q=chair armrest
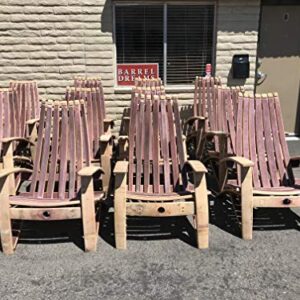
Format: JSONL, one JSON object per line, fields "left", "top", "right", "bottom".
{"left": 184, "top": 116, "right": 206, "bottom": 126}
{"left": 204, "top": 131, "right": 229, "bottom": 137}
{"left": 220, "top": 156, "right": 254, "bottom": 168}
{"left": 26, "top": 118, "right": 39, "bottom": 125}
{"left": 114, "top": 161, "right": 129, "bottom": 174}
{"left": 289, "top": 156, "right": 300, "bottom": 168}
{"left": 185, "top": 160, "right": 207, "bottom": 174}
{"left": 0, "top": 168, "right": 33, "bottom": 179}
{"left": 78, "top": 166, "right": 104, "bottom": 177}
{"left": 118, "top": 135, "right": 129, "bottom": 142}
{"left": 99, "top": 133, "right": 113, "bottom": 142}
{"left": 1, "top": 137, "right": 35, "bottom": 146}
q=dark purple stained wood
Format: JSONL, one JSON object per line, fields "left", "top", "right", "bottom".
{"left": 86, "top": 91, "right": 93, "bottom": 152}
{"left": 3, "top": 91, "right": 10, "bottom": 138}
{"left": 268, "top": 96, "right": 287, "bottom": 184}
{"left": 136, "top": 100, "right": 144, "bottom": 192}
{"left": 173, "top": 97, "right": 187, "bottom": 187}
{"left": 8, "top": 91, "right": 15, "bottom": 137}
{"left": 81, "top": 102, "right": 91, "bottom": 166}
{"left": 261, "top": 96, "right": 279, "bottom": 187}
{"left": 58, "top": 105, "right": 69, "bottom": 199}
{"left": 74, "top": 103, "right": 83, "bottom": 190}
{"left": 30, "top": 103, "right": 46, "bottom": 194}
{"left": 47, "top": 104, "right": 60, "bottom": 198}
{"left": 274, "top": 94, "right": 290, "bottom": 167}
{"left": 159, "top": 100, "right": 171, "bottom": 193}
{"left": 152, "top": 98, "right": 160, "bottom": 193}
{"left": 37, "top": 106, "right": 52, "bottom": 198}
{"left": 242, "top": 95, "right": 250, "bottom": 160}
{"left": 167, "top": 99, "right": 179, "bottom": 189}
{"left": 226, "top": 89, "right": 236, "bottom": 154}
{"left": 255, "top": 96, "right": 271, "bottom": 188}
{"left": 143, "top": 99, "right": 151, "bottom": 193}
{"left": 248, "top": 97, "right": 260, "bottom": 188}
{"left": 91, "top": 90, "right": 99, "bottom": 156}
{"left": 68, "top": 105, "right": 76, "bottom": 198}
{"left": 128, "top": 96, "right": 138, "bottom": 191}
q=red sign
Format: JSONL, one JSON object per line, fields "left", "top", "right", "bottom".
{"left": 117, "top": 63, "right": 159, "bottom": 86}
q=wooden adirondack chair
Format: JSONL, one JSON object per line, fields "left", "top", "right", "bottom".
{"left": 9, "top": 81, "right": 40, "bottom": 137}
{"left": 65, "top": 86, "right": 113, "bottom": 191}
{"left": 114, "top": 94, "right": 209, "bottom": 249}
{"left": 0, "top": 100, "right": 104, "bottom": 255}
{"left": 219, "top": 93, "right": 300, "bottom": 240}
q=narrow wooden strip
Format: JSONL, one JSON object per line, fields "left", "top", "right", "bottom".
{"left": 152, "top": 98, "right": 160, "bottom": 193}
{"left": 30, "top": 103, "right": 46, "bottom": 194}
{"left": 167, "top": 99, "right": 179, "bottom": 190}
{"left": 136, "top": 101, "right": 145, "bottom": 192}
{"left": 143, "top": 99, "right": 151, "bottom": 193}
{"left": 128, "top": 96, "right": 138, "bottom": 191}
{"left": 248, "top": 97, "right": 260, "bottom": 188}
{"left": 58, "top": 105, "right": 68, "bottom": 199}
{"left": 37, "top": 106, "right": 52, "bottom": 198}
{"left": 68, "top": 105, "right": 76, "bottom": 198}
{"left": 47, "top": 104, "right": 60, "bottom": 198}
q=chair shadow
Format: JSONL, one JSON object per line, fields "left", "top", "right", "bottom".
{"left": 210, "top": 193, "right": 300, "bottom": 238}
{"left": 99, "top": 203, "right": 198, "bottom": 248}
{"left": 9, "top": 220, "right": 85, "bottom": 251}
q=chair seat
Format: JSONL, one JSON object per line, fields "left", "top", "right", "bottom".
{"left": 226, "top": 180, "right": 300, "bottom": 196}
{"left": 9, "top": 191, "right": 105, "bottom": 207}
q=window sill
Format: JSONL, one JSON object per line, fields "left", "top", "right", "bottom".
{"left": 114, "top": 85, "right": 194, "bottom": 94}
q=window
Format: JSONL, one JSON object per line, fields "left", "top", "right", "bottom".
{"left": 115, "top": 3, "right": 215, "bottom": 85}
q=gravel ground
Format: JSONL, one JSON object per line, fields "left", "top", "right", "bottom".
{"left": 0, "top": 142, "right": 299, "bottom": 300}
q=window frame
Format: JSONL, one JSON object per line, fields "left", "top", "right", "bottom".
{"left": 113, "top": 1, "right": 217, "bottom": 88}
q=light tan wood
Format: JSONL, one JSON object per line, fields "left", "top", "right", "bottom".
{"left": 126, "top": 192, "right": 194, "bottom": 201}
{"left": 220, "top": 156, "right": 254, "bottom": 168}
{"left": 0, "top": 175, "right": 14, "bottom": 255}
{"left": 114, "top": 161, "right": 129, "bottom": 174}
{"left": 241, "top": 166, "right": 253, "bottom": 240}
{"left": 78, "top": 166, "right": 103, "bottom": 177}
{"left": 99, "top": 135, "right": 113, "bottom": 192}
{"left": 185, "top": 160, "right": 207, "bottom": 173}
{"left": 80, "top": 175, "right": 98, "bottom": 252}
{"left": 114, "top": 170, "right": 127, "bottom": 250}
{"left": 1, "top": 137, "right": 35, "bottom": 145}
{"left": 194, "top": 172, "right": 209, "bottom": 249}
{"left": 253, "top": 196, "right": 300, "bottom": 208}
{"left": 253, "top": 189, "right": 300, "bottom": 196}
{"left": 10, "top": 207, "right": 81, "bottom": 220}
{"left": 126, "top": 202, "right": 195, "bottom": 217}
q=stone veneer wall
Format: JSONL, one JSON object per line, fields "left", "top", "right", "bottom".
{"left": 0, "top": 0, "right": 260, "bottom": 133}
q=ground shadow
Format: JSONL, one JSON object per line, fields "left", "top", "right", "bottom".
{"left": 210, "top": 193, "right": 300, "bottom": 238}
{"left": 100, "top": 204, "right": 198, "bottom": 248}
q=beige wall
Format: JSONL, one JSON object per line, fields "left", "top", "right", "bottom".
{"left": 0, "top": 0, "right": 261, "bottom": 133}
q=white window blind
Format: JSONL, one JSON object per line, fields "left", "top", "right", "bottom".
{"left": 115, "top": 4, "right": 215, "bottom": 85}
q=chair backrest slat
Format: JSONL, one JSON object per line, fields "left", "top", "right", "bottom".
{"left": 37, "top": 106, "right": 52, "bottom": 198}
{"left": 152, "top": 98, "right": 160, "bottom": 193}
{"left": 47, "top": 104, "right": 60, "bottom": 198}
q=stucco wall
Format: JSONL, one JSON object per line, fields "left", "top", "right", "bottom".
{"left": 0, "top": 0, "right": 260, "bottom": 133}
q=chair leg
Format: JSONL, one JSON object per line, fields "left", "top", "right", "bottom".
{"left": 0, "top": 177, "right": 14, "bottom": 255}
{"left": 194, "top": 173, "right": 209, "bottom": 249}
{"left": 114, "top": 173, "right": 127, "bottom": 250}
{"left": 81, "top": 176, "right": 98, "bottom": 252}
{"left": 241, "top": 166, "right": 253, "bottom": 240}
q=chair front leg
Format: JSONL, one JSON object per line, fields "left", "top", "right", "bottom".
{"left": 0, "top": 175, "right": 14, "bottom": 255}
{"left": 114, "top": 171, "right": 127, "bottom": 250}
{"left": 241, "top": 166, "right": 254, "bottom": 240}
{"left": 194, "top": 172, "right": 209, "bottom": 249}
{"left": 80, "top": 175, "right": 98, "bottom": 252}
